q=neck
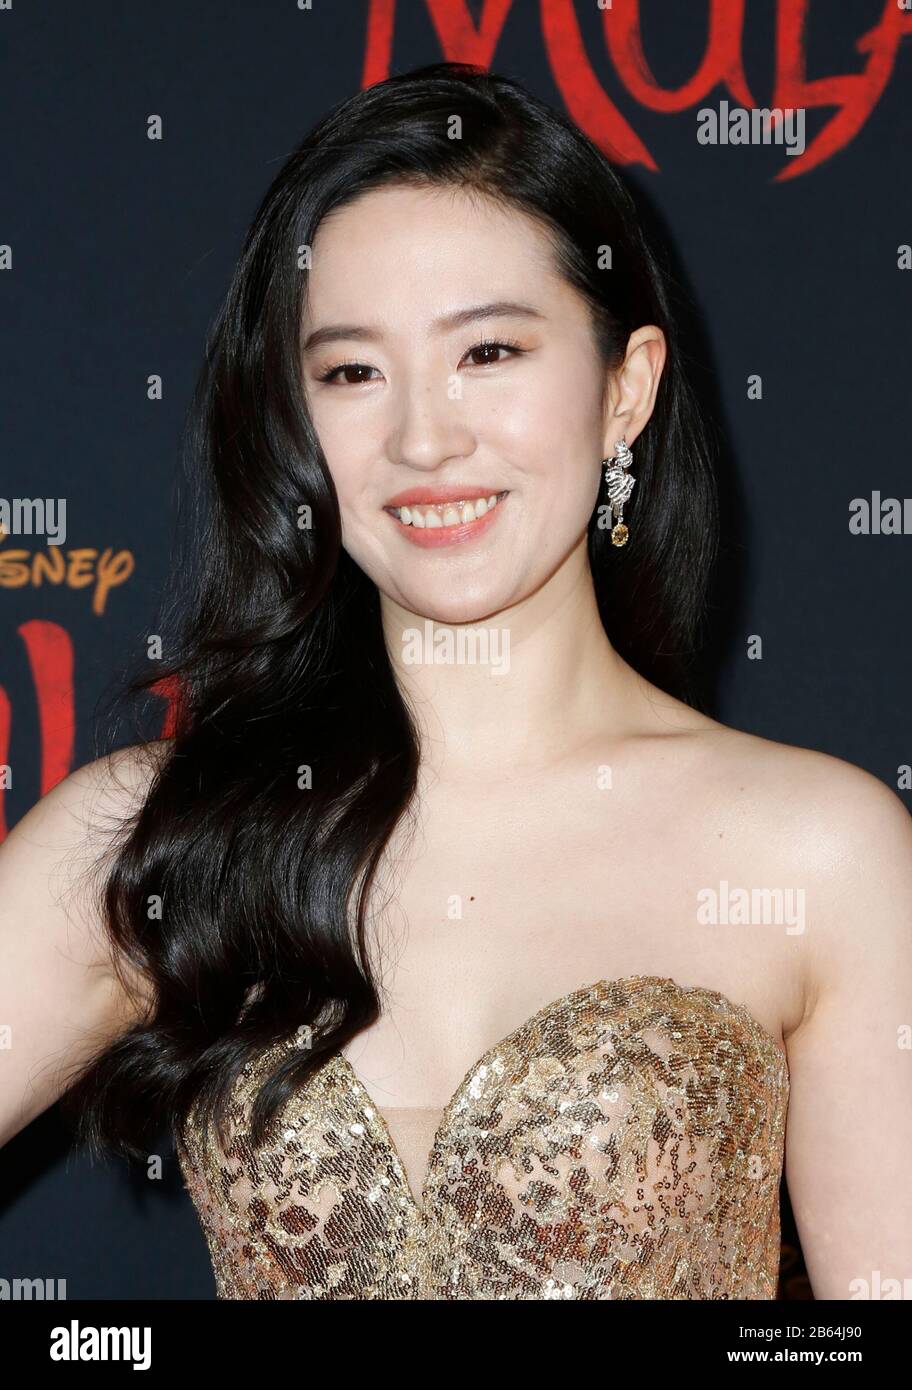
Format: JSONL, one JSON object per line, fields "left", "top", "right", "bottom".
{"left": 381, "top": 538, "right": 648, "bottom": 779}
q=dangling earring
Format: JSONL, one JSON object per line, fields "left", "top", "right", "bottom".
{"left": 602, "top": 436, "right": 636, "bottom": 547}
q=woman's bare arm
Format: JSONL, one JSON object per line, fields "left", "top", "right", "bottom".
{"left": 0, "top": 743, "right": 165, "bottom": 1148}
{"left": 783, "top": 761, "right": 912, "bottom": 1299}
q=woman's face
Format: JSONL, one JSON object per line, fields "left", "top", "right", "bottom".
{"left": 300, "top": 183, "right": 620, "bottom": 625}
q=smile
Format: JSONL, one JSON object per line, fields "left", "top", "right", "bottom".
{"left": 383, "top": 491, "right": 509, "bottom": 548}
{"left": 388, "top": 492, "right": 508, "bottom": 527}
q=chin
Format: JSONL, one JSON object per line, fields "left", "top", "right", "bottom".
{"left": 396, "top": 586, "right": 513, "bottom": 626}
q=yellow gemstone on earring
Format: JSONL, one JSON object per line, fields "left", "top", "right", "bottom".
{"left": 611, "top": 523, "right": 629, "bottom": 547}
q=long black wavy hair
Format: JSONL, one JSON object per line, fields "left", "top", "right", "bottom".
{"left": 62, "top": 62, "right": 719, "bottom": 1161}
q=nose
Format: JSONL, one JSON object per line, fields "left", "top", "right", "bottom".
{"left": 386, "top": 368, "right": 476, "bottom": 473}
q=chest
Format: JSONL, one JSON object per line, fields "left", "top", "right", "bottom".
{"left": 342, "top": 768, "right": 790, "bottom": 1108}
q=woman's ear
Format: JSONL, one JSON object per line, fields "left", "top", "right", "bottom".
{"left": 602, "top": 326, "right": 666, "bottom": 455}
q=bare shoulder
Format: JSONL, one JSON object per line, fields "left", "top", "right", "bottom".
{"left": 0, "top": 739, "right": 174, "bottom": 1142}
{"left": 0, "top": 738, "right": 175, "bottom": 982}
{"left": 630, "top": 670, "right": 907, "bottom": 875}
{"left": 6, "top": 736, "right": 174, "bottom": 850}
{"left": 691, "top": 718, "right": 908, "bottom": 849}
{"left": 689, "top": 718, "right": 912, "bottom": 1005}
{"left": 631, "top": 672, "right": 908, "bottom": 852}
{"left": 53, "top": 736, "right": 175, "bottom": 807}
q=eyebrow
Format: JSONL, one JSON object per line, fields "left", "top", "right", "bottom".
{"left": 301, "top": 300, "right": 545, "bottom": 354}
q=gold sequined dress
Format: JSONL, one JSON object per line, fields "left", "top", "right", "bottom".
{"left": 176, "top": 975, "right": 790, "bottom": 1299}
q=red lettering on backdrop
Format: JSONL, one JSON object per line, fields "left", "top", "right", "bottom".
{"left": 0, "top": 628, "right": 182, "bottom": 843}
{"left": 0, "top": 621, "right": 74, "bottom": 841}
{"left": 602, "top": 1, "right": 753, "bottom": 114}
{"left": 362, "top": 0, "right": 912, "bottom": 179}
{"left": 773, "top": 0, "right": 912, "bottom": 180}
{"left": 539, "top": 0, "right": 656, "bottom": 168}
{"left": 152, "top": 674, "right": 183, "bottom": 739}
{"left": 21, "top": 621, "right": 75, "bottom": 799}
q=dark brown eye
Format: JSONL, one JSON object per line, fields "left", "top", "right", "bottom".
{"left": 467, "top": 343, "right": 505, "bottom": 365}
{"left": 463, "top": 338, "right": 524, "bottom": 368}
{"left": 320, "top": 362, "right": 378, "bottom": 385}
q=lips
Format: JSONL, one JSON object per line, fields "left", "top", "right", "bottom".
{"left": 383, "top": 489, "right": 509, "bottom": 548}
{"left": 384, "top": 485, "right": 508, "bottom": 508}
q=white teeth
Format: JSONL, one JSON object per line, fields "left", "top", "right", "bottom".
{"left": 390, "top": 492, "right": 506, "bottom": 528}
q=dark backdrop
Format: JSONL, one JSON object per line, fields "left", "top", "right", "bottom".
{"left": 2, "top": 0, "right": 910, "bottom": 1301}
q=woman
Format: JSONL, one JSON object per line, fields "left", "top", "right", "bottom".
{"left": 1, "top": 62, "right": 909, "bottom": 1301}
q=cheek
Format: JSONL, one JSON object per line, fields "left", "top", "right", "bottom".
{"left": 308, "top": 406, "right": 370, "bottom": 510}
{"left": 491, "top": 359, "right": 604, "bottom": 470}
{"left": 498, "top": 405, "right": 603, "bottom": 519}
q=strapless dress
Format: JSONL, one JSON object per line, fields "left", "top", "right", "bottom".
{"left": 175, "top": 974, "right": 790, "bottom": 1299}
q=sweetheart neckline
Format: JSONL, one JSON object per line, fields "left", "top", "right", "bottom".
{"left": 334, "top": 973, "right": 788, "bottom": 1217}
